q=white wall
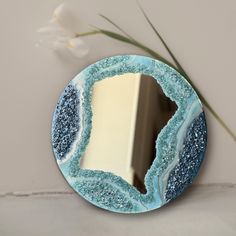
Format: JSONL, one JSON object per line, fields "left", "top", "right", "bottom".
{"left": 0, "top": 0, "right": 236, "bottom": 194}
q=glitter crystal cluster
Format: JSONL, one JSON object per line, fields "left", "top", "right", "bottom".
{"left": 52, "top": 55, "right": 207, "bottom": 213}
{"left": 164, "top": 112, "right": 207, "bottom": 202}
{"left": 52, "top": 85, "right": 80, "bottom": 160}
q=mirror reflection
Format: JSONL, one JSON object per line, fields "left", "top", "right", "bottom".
{"left": 80, "top": 73, "right": 177, "bottom": 193}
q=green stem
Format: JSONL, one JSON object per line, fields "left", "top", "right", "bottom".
{"left": 137, "top": 2, "right": 236, "bottom": 141}
{"left": 77, "top": 30, "right": 178, "bottom": 70}
{"left": 75, "top": 30, "right": 100, "bottom": 37}
{"left": 77, "top": 30, "right": 236, "bottom": 141}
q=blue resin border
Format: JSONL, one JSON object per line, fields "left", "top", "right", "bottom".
{"left": 51, "top": 55, "right": 207, "bottom": 213}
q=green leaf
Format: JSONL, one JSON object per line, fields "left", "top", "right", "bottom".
{"left": 96, "top": 28, "right": 133, "bottom": 44}
{"left": 96, "top": 27, "right": 177, "bottom": 69}
{"left": 99, "top": 14, "right": 134, "bottom": 40}
{"left": 78, "top": 11, "right": 236, "bottom": 140}
{"left": 137, "top": 1, "right": 186, "bottom": 75}
{"left": 137, "top": 1, "right": 236, "bottom": 141}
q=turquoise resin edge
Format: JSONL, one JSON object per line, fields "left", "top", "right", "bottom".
{"left": 51, "top": 55, "right": 207, "bottom": 213}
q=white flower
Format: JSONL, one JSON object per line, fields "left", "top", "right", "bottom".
{"left": 67, "top": 38, "right": 89, "bottom": 58}
{"left": 36, "top": 3, "right": 89, "bottom": 58}
{"left": 51, "top": 3, "right": 66, "bottom": 23}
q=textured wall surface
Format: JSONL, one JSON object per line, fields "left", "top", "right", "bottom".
{"left": 0, "top": 0, "right": 236, "bottom": 235}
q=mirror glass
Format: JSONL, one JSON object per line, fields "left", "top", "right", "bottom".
{"left": 52, "top": 55, "right": 207, "bottom": 213}
{"left": 80, "top": 73, "right": 177, "bottom": 193}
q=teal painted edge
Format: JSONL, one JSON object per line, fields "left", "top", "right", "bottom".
{"left": 52, "top": 55, "right": 205, "bottom": 213}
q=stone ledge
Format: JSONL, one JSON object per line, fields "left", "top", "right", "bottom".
{"left": 1, "top": 185, "right": 236, "bottom": 236}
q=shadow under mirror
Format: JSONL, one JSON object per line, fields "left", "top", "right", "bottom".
{"left": 80, "top": 73, "right": 177, "bottom": 193}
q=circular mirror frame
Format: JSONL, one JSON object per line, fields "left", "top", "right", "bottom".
{"left": 52, "top": 55, "right": 207, "bottom": 213}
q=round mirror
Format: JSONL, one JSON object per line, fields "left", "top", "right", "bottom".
{"left": 52, "top": 55, "right": 207, "bottom": 213}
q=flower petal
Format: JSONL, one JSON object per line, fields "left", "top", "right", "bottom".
{"left": 37, "top": 21, "right": 75, "bottom": 50}
{"left": 67, "top": 38, "right": 89, "bottom": 58}
{"left": 49, "top": 3, "right": 75, "bottom": 31}
{"left": 53, "top": 40, "right": 67, "bottom": 51}
{"left": 52, "top": 3, "right": 65, "bottom": 20}
{"left": 37, "top": 25, "right": 62, "bottom": 35}
{"left": 36, "top": 33, "right": 70, "bottom": 51}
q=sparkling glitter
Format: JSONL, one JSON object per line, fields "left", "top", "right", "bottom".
{"left": 51, "top": 55, "right": 207, "bottom": 213}
{"left": 72, "top": 170, "right": 144, "bottom": 213}
{"left": 164, "top": 112, "right": 207, "bottom": 202}
{"left": 52, "top": 84, "right": 80, "bottom": 160}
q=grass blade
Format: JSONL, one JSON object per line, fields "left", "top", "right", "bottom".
{"left": 137, "top": 1, "right": 186, "bottom": 75}
{"left": 93, "top": 27, "right": 177, "bottom": 69}
{"left": 99, "top": 14, "right": 134, "bottom": 40}
{"left": 137, "top": 1, "right": 236, "bottom": 140}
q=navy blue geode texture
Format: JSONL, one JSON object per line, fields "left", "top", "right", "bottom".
{"left": 52, "top": 84, "right": 80, "bottom": 161}
{"left": 165, "top": 112, "right": 207, "bottom": 201}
